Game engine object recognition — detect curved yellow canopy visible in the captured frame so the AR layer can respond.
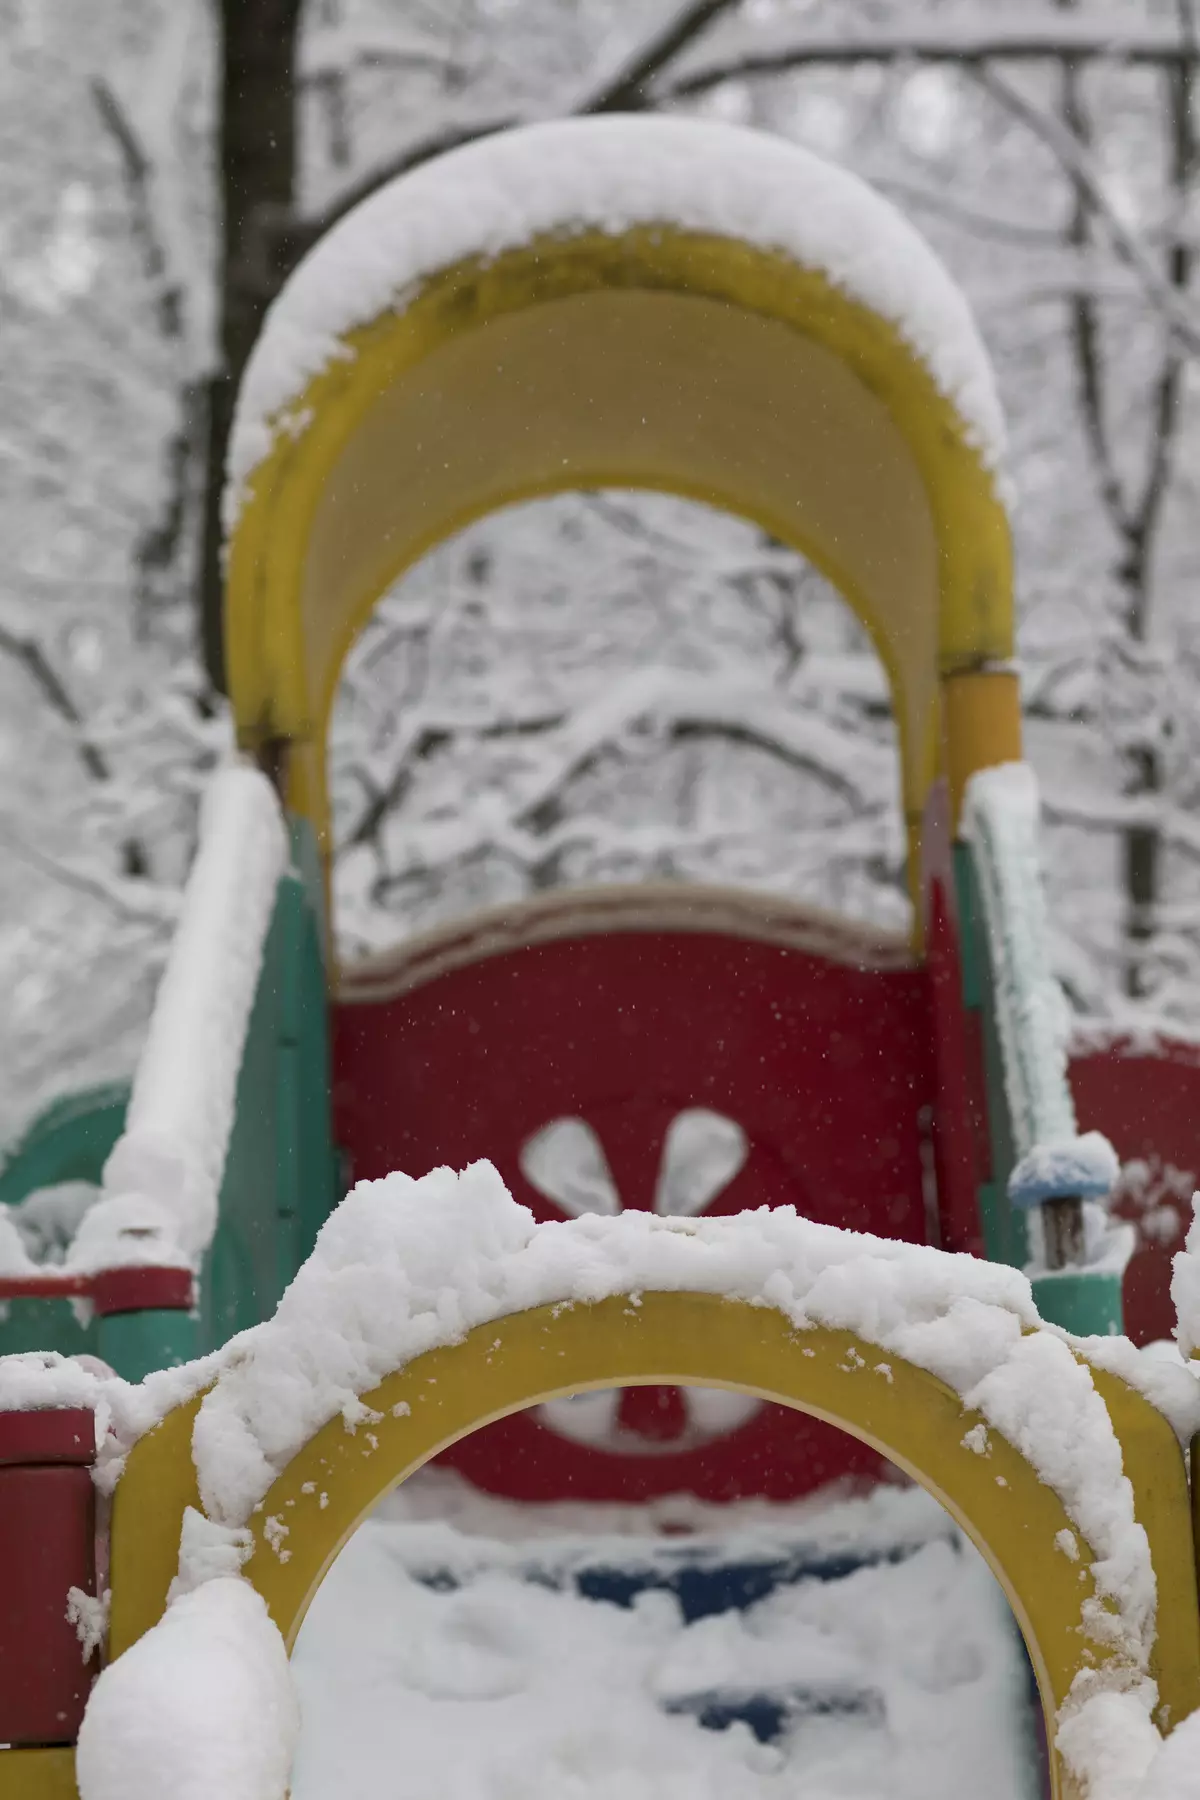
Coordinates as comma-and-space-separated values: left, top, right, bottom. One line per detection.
225, 163, 1015, 915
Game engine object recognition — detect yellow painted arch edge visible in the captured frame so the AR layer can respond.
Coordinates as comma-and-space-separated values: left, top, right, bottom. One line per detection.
224, 226, 1014, 896
106, 1294, 1200, 1800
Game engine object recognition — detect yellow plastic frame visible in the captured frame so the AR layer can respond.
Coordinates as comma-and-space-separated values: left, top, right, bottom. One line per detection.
102, 1294, 1200, 1800
224, 226, 1017, 928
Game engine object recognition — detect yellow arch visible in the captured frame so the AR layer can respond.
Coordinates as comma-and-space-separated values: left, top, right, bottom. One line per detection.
108, 1294, 1200, 1800
224, 221, 1017, 922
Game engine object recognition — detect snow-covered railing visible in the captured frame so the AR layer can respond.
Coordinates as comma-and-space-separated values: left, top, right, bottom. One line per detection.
64, 764, 288, 1276
50, 1164, 1200, 1800
961, 763, 1119, 1269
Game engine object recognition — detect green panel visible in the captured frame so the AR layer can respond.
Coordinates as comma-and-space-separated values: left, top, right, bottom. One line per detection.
0, 1083, 129, 1206
0, 819, 337, 1373
288, 813, 328, 945
0, 1296, 95, 1360
98, 1306, 199, 1381
952, 842, 987, 1013
953, 844, 1021, 1267
199, 892, 289, 1349
198, 819, 336, 1349
1031, 1271, 1123, 1338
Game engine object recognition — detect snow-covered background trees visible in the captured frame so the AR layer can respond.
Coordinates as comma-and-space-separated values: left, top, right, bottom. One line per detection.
4, 0, 1200, 1143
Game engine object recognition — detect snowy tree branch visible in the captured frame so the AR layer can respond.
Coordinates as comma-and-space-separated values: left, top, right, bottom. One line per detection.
0, 624, 109, 783
90, 76, 185, 343
279, 0, 741, 266
573, 0, 742, 112
342, 675, 888, 856
972, 64, 1200, 355
0, 819, 179, 929
660, 16, 1200, 99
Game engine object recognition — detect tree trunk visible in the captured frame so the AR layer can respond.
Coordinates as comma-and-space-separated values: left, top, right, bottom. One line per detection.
200, 0, 303, 692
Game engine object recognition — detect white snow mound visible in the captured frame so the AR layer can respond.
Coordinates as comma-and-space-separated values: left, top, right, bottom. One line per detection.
90, 763, 287, 1266
76, 1577, 297, 1800
188, 1164, 1158, 1707
227, 115, 1005, 521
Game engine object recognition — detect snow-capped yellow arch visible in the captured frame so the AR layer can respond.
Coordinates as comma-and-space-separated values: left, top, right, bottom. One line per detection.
107, 1294, 1200, 1800
223, 121, 1019, 925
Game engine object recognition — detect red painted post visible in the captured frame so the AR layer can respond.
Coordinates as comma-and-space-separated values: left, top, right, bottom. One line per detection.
0, 1409, 99, 1745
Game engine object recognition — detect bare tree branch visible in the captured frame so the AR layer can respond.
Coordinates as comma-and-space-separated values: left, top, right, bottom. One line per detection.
871, 173, 1068, 248
660, 16, 1200, 100
973, 63, 1200, 354
577, 0, 740, 112
0, 624, 109, 783
1126, 37, 1196, 612
277, 0, 741, 269
0, 820, 178, 929
90, 76, 184, 342
1057, 56, 1131, 541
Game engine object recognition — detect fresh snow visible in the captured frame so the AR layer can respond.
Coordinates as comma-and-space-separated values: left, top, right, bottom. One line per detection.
289, 1474, 1037, 1800
79, 764, 286, 1269
1171, 1197, 1200, 1362
226, 115, 1005, 525
12, 1163, 1198, 1796
184, 1167, 1153, 1690
962, 762, 1081, 1154
0, 1348, 221, 1494
1008, 1134, 1122, 1209
76, 1577, 297, 1800
182, 1162, 1179, 1797
1, 1180, 98, 1269
962, 764, 1120, 1247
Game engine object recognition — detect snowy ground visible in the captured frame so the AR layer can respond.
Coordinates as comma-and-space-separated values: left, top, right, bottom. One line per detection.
292, 1468, 1042, 1800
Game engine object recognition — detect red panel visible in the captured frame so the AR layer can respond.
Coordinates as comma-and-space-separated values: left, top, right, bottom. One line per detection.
334, 928, 935, 1502
0, 1409, 95, 1468
335, 932, 934, 1235
925, 878, 985, 1255
90, 1265, 194, 1317
0, 1266, 194, 1314
445, 1398, 884, 1504
0, 1465, 96, 1744
1070, 1038, 1200, 1347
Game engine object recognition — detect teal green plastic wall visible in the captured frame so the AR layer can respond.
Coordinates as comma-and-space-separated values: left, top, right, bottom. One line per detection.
0, 815, 339, 1380
0, 1083, 129, 1207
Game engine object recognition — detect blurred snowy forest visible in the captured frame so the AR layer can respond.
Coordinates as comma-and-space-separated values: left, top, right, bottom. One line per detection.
3, 0, 1200, 1142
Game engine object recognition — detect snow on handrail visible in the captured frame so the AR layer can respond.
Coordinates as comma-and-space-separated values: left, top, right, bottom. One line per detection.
961, 763, 1117, 1214
69, 764, 288, 1272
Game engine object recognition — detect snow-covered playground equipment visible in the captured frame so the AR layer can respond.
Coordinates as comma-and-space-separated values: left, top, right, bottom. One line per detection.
6, 115, 1200, 1798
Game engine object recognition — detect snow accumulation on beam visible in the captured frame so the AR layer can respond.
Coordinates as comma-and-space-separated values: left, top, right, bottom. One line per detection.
66, 764, 287, 1274
8, 1166, 1200, 1796
76, 1577, 297, 1800
225, 115, 1006, 523
184, 1162, 1189, 1797
962, 762, 1121, 1236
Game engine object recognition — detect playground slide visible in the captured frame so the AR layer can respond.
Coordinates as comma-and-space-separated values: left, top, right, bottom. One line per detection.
6, 113, 1200, 1800
290, 1478, 1037, 1800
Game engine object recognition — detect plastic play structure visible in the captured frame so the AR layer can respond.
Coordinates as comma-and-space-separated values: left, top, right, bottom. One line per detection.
4, 116, 1200, 1798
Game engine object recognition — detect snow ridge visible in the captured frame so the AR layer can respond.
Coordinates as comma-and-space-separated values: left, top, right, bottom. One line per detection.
189, 1167, 1149, 1656
6, 1163, 1195, 1795
80, 764, 287, 1269
186, 1163, 1196, 1797
226, 115, 1005, 525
